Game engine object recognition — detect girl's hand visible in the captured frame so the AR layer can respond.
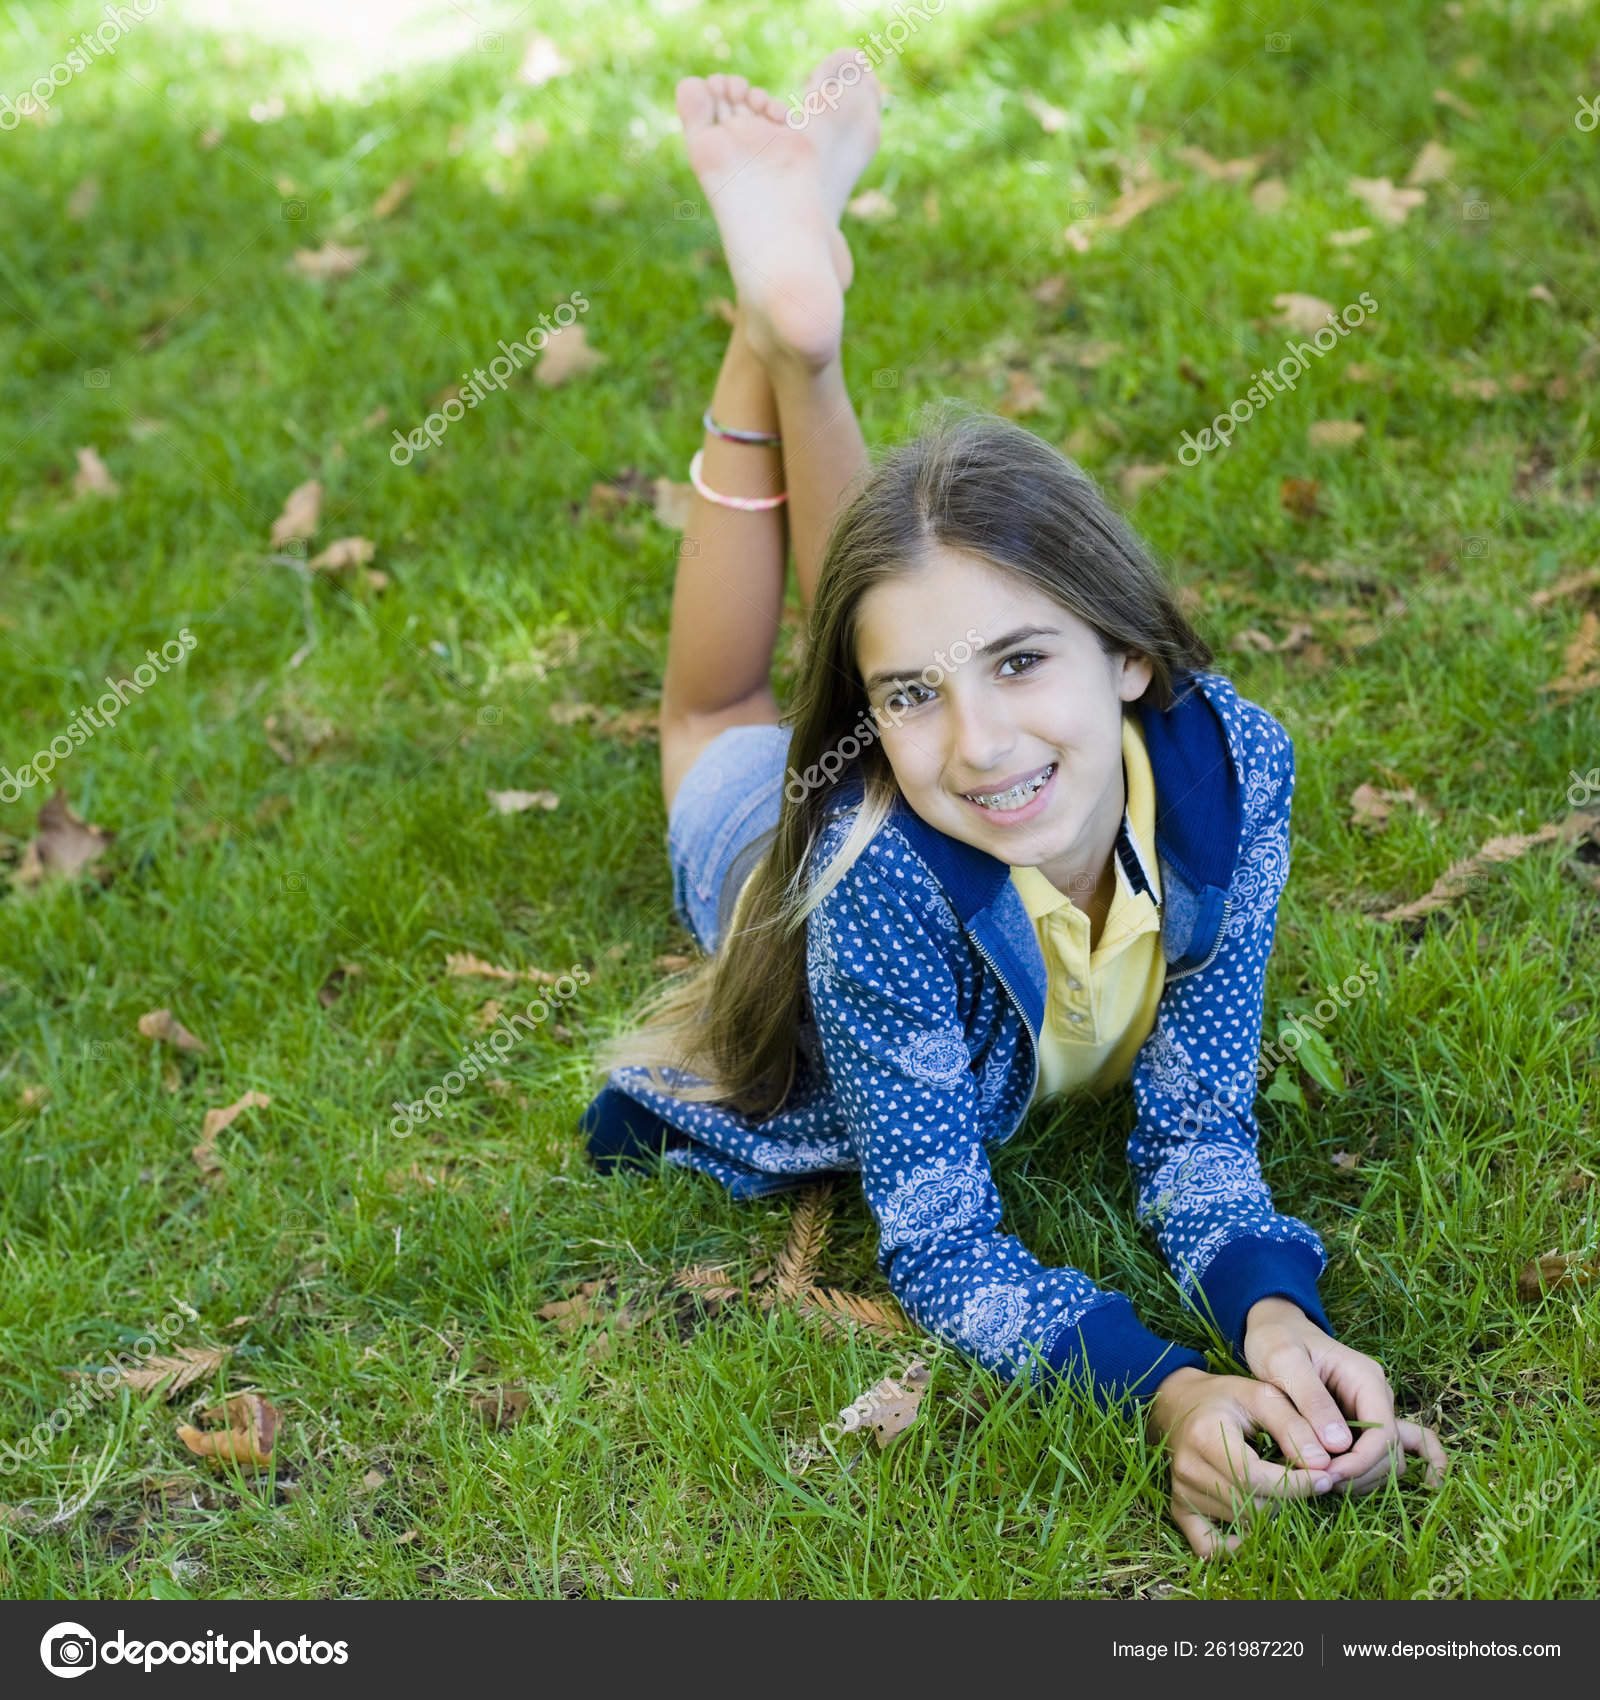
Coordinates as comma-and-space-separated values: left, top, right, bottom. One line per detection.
1144, 1365, 1334, 1559
1242, 1297, 1448, 1494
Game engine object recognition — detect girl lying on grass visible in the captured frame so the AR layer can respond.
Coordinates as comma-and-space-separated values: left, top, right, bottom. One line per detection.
581, 51, 1447, 1558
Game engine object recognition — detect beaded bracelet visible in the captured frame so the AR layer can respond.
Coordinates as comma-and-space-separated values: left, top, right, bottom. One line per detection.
702, 405, 781, 445
688, 448, 788, 511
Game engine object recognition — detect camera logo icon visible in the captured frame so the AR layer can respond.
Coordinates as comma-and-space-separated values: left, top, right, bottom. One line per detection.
40, 1623, 97, 1677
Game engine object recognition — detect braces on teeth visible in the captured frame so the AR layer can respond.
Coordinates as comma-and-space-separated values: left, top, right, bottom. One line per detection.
967, 764, 1054, 809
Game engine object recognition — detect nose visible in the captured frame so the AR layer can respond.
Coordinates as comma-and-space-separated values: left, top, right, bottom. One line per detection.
945, 685, 1015, 785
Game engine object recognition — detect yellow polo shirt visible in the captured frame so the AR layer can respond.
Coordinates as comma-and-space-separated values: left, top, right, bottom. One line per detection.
1010, 712, 1165, 1105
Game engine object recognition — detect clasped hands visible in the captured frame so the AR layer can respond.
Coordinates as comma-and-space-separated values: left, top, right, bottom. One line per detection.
1145, 1296, 1448, 1560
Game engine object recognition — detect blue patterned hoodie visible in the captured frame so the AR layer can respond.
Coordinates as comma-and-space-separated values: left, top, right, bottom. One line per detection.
593, 669, 1333, 1408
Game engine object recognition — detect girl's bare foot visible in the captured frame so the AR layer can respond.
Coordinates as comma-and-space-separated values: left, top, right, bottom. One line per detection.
793, 48, 883, 226
675, 58, 880, 371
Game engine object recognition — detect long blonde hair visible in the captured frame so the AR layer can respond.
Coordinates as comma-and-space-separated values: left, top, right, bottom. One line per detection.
587, 402, 1213, 1119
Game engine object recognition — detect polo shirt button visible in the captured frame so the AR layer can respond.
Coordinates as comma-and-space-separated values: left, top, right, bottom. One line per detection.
1066, 977, 1082, 991
1068, 1011, 1086, 1024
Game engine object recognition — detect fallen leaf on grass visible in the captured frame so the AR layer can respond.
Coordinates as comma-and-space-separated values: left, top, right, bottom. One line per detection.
444, 952, 561, 984
652, 475, 695, 530
797, 1287, 914, 1341
1329, 1150, 1360, 1171
1516, 1252, 1600, 1303
1308, 420, 1365, 450
653, 953, 694, 974
471, 1386, 533, 1428
1272, 292, 1338, 335
176, 1393, 280, 1466
66, 175, 101, 220
287, 242, 367, 281
1173, 146, 1264, 183
1406, 142, 1456, 187
307, 536, 375, 572
1543, 609, 1600, 703
772, 1182, 833, 1301
997, 369, 1048, 417
73, 1345, 229, 1399
1326, 227, 1374, 247
1378, 815, 1591, 922
1526, 283, 1557, 306
487, 789, 560, 815
193, 1091, 270, 1182
371, 175, 414, 219
1279, 476, 1323, 519
672, 1265, 744, 1305
537, 324, 607, 387
1249, 178, 1289, 214
827, 1359, 931, 1448
1117, 464, 1170, 503
1347, 175, 1426, 227
13, 790, 115, 887
138, 1009, 210, 1053
73, 445, 119, 498
471, 999, 503, 1030
270, 479, 321, 546
1349, 782, 1430, 833
1433, 87, 1480, 120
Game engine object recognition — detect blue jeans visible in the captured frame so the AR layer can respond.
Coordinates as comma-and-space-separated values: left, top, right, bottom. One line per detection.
666, 723, 794, 954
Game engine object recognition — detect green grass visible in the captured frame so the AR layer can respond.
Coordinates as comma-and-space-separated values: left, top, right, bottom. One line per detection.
2, 0, 1599, 1600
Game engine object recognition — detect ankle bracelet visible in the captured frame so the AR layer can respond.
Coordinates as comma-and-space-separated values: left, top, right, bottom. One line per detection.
703, 405, 781, 445
688, 448, 788, 511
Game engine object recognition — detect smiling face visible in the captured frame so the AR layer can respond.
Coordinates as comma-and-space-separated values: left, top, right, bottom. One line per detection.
853, 547, 1153, 897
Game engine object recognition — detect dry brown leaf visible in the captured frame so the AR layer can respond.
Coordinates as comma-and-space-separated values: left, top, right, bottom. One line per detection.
176, 1393, 280, 1466
162, 1060, 182, 1094
1378, 816, 1587, 922
66, 175, 101, 220
1516, 1251, 1600, 1303
1406, 141, 1456, 187
1529, 567, 1600, 608
1349, 782, 1429, 833
288, 242, 367, 281
1347, 175, 1426, 227
1020, 89, 1067, 133
138, 1008, 210, 1054
471, 1386, 533, 1428
773, 1183, 834, 1301
1308, 420, 1366, 450
72, 445, 120, 498
269, 479, 322, 546
361, 1468, 386, 1491
672, 1265, 744, 1304
829, 1359, 931, 1447
1173, 146, 1264, 183
471, 999, 503, 1031
1326, 227, 1374, 248
486, 788, 560, 815
1031, 274, 1068, 306
76, 1344, 228, 1399
13, 789, 114, 887
1433, 88, 1480, 120
444, 952, 560, 984
1249, 177, 1289, 214
1118, 463, 1170, 503
1066, 338, 1122, 369
371, 175, 414, 219
799, 1286, 915, 1341
997, 369, 1048, 417
846, 188, 898, 222
536, 324, 607, 388
652, 475, 695, 530
1329, 1151, 1360, 1171
307, 536, 375, 572
1526, 283, 1557, 306
1272, 292, 1339, 335
516, 33, 569, 86
1544, 610, 1600, 701
1451, 375, 1501, 400
193, 1091, 270, 1181
653, 953, 694, 974
1279, 476, 1323, 519
1102, 179, 1180, 229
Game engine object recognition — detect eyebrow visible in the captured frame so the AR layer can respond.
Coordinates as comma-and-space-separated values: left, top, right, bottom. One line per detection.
862, 625, 1061, 696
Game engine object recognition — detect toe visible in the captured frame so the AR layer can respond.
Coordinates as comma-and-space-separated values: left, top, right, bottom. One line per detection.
747, 85, 773, 118
725, 74, 749, 104
675, 76, 715, 135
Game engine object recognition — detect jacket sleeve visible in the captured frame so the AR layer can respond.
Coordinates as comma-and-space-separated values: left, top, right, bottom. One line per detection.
806, 822, 1206, 1411
1126, 710, 1334, 1363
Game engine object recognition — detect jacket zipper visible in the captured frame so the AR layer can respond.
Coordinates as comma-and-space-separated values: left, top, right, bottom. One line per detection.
969, 930, 1039, 1138
1163, 894, 1233, 983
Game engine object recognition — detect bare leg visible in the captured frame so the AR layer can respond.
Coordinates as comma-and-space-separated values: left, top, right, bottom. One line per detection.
659, 60, 881, 814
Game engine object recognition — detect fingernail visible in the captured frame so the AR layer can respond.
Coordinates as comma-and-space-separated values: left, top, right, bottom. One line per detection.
1323, 1424, 1349, 1447
1314, 1475, 1334, 1494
